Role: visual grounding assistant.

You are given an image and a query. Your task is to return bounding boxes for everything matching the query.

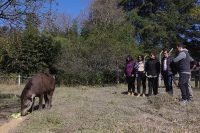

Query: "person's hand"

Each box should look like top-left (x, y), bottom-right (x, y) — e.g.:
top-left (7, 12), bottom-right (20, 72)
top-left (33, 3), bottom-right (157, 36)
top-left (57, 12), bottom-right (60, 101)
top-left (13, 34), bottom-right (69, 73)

top-left (191, 65), bottom-right (196, 71)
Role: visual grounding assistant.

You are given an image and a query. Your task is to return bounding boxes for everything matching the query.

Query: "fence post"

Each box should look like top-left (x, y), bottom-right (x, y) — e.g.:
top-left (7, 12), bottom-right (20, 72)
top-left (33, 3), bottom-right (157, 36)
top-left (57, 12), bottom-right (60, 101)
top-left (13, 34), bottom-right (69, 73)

top-left (18, 75), bottom-right (21, 85)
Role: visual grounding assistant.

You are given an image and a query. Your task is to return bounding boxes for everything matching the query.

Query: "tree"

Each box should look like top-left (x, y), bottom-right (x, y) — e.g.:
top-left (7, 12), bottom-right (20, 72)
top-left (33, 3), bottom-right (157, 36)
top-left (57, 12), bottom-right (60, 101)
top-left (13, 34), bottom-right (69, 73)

top-left (189, 6), bottom-right (200, 21)
top-left (42, 13), bottom-right (72, 37)
top-left (120, 0), bottom-right (199, 53)
top-left (86, 0), bottom-right (126, 30)
top-left (56, 0), bottom-right (140, 85)
top-left (16, 29), bottom-right (61, 75)
top-left (0, 23), bottom-right (61, 75)
top-left (0, 0), bottom-right (55, 26)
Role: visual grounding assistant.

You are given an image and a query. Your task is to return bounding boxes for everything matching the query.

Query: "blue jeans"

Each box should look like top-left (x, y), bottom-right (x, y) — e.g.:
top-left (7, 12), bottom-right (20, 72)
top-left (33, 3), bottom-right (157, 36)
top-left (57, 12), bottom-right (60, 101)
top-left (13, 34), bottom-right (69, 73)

top-left (163, 73), bottom-right (173, 95)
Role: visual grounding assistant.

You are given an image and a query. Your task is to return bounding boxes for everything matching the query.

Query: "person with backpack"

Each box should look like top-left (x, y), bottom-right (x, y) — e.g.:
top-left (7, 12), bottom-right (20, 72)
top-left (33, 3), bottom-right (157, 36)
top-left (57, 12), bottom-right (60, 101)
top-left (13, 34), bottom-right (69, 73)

top-left (145, 52), bottom-right (160, 96)
top-left (135, 55), bottom-right (146, 97)
top-left (161, 49), bottom-right (174, 95)
top-left (124, 55), bottom-right (136, 96)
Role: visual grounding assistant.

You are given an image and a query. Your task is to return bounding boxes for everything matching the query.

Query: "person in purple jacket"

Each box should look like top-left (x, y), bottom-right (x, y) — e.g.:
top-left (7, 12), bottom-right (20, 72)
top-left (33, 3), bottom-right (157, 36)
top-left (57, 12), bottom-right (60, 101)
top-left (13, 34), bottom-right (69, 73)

top-left (124, 55), bottom-right (136, 96)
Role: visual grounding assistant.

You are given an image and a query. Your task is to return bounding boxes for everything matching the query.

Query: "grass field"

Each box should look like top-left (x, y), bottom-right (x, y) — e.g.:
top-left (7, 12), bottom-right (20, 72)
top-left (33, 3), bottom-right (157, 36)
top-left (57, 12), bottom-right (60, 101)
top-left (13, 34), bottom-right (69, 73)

top-left (0, 83), bottom-right (200, 133)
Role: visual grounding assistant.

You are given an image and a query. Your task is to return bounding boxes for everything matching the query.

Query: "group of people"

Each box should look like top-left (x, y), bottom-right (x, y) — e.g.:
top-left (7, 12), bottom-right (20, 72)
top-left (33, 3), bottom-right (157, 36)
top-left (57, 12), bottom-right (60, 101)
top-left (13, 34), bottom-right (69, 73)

top-left (124, 43), bottom-right (200, 105)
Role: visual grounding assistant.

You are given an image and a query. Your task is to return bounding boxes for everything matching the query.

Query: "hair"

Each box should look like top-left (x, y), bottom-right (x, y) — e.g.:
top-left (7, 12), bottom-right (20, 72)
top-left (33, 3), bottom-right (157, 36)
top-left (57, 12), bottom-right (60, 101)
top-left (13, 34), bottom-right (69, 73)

top-left (138, 55), bottom-right (144, 61)
top-left (177, 43), bottom-right (185, 48)
top-left (149, 51), bottom-right (156, 56)
top-left (149, 51), bottom-right (157, 59)
top-left (126, 55), bottom-right (133, 62)
top-left (163, 49), bottom-right (169, 53)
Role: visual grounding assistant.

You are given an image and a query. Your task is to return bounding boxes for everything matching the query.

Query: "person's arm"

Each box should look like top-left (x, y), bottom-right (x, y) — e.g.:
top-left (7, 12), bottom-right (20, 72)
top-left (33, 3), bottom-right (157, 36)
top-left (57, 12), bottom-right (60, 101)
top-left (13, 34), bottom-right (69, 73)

top-left (190, 57), bottom-right (194, 62)
top-left (145, 61), bottom-right (148, 73)
top-left (156, 60), bottom-right (161, 75)
top-left (161, 58), bottom-right (164, 75)
top-left (191, 60), bottom-right (197, 71)
top-left (173, 52), bottom-right (186, 62)
top-left (145, 61), bottom-right (149, 77)
top-left (134, 62), bottom-right (139, 70)
top-left (131, 62), bottom-right (136, 76)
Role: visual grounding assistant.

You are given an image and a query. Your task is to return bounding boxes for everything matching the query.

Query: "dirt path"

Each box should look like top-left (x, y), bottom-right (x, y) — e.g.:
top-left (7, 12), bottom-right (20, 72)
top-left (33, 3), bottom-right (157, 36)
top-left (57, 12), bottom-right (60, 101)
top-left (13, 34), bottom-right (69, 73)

top-left (0, 117), bottom-right (26, 133)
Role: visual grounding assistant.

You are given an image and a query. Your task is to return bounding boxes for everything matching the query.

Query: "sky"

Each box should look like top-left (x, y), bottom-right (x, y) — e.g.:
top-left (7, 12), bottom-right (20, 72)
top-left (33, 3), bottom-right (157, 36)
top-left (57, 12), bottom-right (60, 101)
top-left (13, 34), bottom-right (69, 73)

top-left (54, 0), bottom-right (92, 18)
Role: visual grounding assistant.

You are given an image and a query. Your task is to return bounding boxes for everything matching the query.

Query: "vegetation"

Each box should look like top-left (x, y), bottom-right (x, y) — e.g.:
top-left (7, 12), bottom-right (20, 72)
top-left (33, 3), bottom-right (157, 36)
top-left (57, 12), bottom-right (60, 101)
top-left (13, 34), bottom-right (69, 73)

top-left (1, 84), bottom-right (200, 133)
top-left (17, 111), bottom-right (65, 133)
top-left (0, 0), bottom-right (199, 85)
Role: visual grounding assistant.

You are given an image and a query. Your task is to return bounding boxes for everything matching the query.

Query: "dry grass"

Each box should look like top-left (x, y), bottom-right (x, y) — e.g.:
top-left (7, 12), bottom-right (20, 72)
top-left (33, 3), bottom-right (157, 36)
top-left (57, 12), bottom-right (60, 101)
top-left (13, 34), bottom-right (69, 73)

top-left (16, 111), bottom-right (65, 133)
top-left (0, 83), bottom-right (200, 133)
top-left (0, 85), bottom-right (21, 126)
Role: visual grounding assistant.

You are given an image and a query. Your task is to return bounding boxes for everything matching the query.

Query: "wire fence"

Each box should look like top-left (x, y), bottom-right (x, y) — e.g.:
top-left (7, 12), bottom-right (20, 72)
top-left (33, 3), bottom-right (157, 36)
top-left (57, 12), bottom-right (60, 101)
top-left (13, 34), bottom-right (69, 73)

top-left (0, 72), bottom-right (200, 89)
top-left (0, 75), bottom-right (31, 85)
top-left (0, 73), bottom-right (199, 89)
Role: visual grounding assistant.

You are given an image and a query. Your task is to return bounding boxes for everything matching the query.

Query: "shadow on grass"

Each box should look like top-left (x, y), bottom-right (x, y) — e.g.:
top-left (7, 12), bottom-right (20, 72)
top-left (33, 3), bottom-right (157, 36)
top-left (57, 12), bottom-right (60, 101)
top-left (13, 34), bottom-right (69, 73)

top-left (0, 93), bottom-right (20, 124)
top-left (121, 91), bottom-right (128, 95)
top-left (32, 104), bottom-right (46, 111)
top-left (121, 91), bottom-right (149, 97)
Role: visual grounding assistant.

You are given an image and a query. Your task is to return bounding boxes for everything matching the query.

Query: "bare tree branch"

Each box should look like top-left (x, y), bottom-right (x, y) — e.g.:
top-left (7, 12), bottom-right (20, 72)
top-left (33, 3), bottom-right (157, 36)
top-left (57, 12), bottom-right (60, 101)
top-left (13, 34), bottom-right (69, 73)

top-left (0, 0), bottom-right (52, 26)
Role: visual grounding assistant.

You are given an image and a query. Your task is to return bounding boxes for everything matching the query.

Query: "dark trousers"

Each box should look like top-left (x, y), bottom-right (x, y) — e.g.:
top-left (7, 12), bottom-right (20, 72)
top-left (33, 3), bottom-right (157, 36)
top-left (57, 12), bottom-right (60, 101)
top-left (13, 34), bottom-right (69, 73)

top-left (126, 76), bottom-right (135, 93)
top-left (179, 73), bottom-right (190, 100)
top-left (137, 72), bottom-right (146, 94)
top-left (148, 77), bottom-right (158, 96)
top-left (163, 73), bottom-right (173, 95)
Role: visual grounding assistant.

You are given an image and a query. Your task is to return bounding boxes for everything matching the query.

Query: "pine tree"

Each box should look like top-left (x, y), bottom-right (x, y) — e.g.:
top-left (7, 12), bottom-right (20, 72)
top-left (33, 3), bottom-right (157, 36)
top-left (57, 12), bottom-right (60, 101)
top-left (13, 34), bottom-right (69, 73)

top-left (120, 0), bottom-right (199, 53)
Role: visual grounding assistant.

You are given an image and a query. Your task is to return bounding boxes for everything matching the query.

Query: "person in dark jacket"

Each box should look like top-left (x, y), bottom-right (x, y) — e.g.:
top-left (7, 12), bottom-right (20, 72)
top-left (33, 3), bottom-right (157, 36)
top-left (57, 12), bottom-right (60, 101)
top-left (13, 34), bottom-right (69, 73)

top-left (195, 60), bottom-right (200, 86)
top-left (161, 49), bottom-right (174, 95)
top-left (173, 43), bottom-right (194, 105)
top-left (145, 52), bottom-right (160, 96)
top-left (196, 59), bottom-right (200, 76)
top-left (135, 55), bottom-right (146, 97)
top-left (124, 55), bottom-right (136, 96)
